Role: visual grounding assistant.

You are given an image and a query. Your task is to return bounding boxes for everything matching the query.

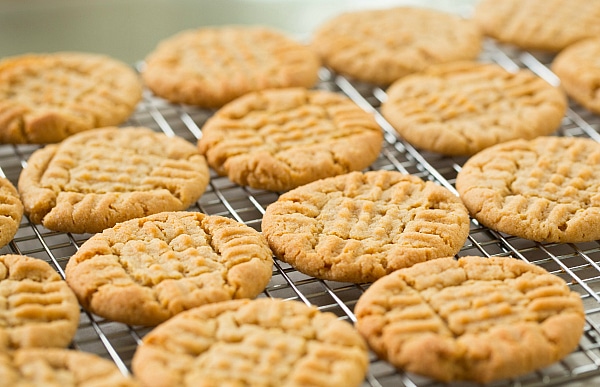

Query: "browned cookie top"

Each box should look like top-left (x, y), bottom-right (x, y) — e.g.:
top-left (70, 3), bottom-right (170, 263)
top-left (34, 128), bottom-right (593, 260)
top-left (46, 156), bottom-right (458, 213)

top-left (0, 52), bottom-right (142, 144)
top-left (355, 256), bottom-right (584, 383)
top-left (0, 177), bottom-right (23, 248)
top-left (142, 26), bottom-right (321, 108)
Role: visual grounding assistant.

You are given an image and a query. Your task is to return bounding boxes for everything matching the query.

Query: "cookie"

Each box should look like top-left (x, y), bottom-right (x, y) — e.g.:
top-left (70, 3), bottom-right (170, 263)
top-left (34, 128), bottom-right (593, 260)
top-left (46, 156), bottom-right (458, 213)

top-left (473, 0), bottom-right (600, 52)
top-left (17, 126), bottom-right (209, 234)
top-left (142, 26), bottom-right (320, 108)
top-left (0, 177), bottom-right (23, 248)
top-left (552, 38), bottom-right (600, 115)
top-left (0, 52), bottom-right (142, 144)
top-left (381, 61), bottom-right (567, 156)
top-left (131, 298), bottom-right (369, 387)
top-left (0, 254), bottom-right (80, 351)
top-left (198, 88), bottom-right (383, 192)
top-left (354, 256), bottom-right (585, 383)
top-left (311, 6), bottom-right (482, 85)
top-left (456, 136), bottom-right (600, 243)
top-left (261, 170), bottom-right (470, 283)
top-left (65, 211), bottom-right (273, 326)
top-left (0, 348), bottom-right (139, 386)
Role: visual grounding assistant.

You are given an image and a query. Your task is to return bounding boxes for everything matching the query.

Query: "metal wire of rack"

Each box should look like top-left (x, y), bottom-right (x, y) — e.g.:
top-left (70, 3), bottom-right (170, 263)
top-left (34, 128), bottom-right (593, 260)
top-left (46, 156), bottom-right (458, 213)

top-left (2, 38), bottom-right (600, 387)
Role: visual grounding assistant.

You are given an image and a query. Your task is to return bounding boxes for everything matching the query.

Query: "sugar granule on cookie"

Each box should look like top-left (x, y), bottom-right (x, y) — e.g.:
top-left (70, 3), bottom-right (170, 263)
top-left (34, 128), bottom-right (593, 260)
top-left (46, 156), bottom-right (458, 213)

top-left (198, 88), bottom-right (383, 191)
top-left (0, 52), bottom-right (142, 144)
top-left (381, 61), bottom-right (566, 156)
top-left (261, 170), bottom-right (470, 283)
top-left (0, 254), bottom-right (80, 351)
top-left (132, 298), bottom-right (369, 387)
top-left (142, 26), bottom-right (320, 108)
top-left (0, 177), bottom-right (23, 248)
top-left (65, 211), bottom-right (273, 326)
top-left (456, 136), bottom-right (600, 243)
top-left (311, 6), bottom-right (481, 85)
top-left (18, 126), bottom-right (210, 234)
top-left (355, 256), bottom-right (585, 383)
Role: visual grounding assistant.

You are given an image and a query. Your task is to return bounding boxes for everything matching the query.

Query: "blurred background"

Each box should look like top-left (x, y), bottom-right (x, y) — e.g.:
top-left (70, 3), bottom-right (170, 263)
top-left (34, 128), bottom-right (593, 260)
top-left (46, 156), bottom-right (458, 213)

top-left (0, 0), bottom-right (476, 64)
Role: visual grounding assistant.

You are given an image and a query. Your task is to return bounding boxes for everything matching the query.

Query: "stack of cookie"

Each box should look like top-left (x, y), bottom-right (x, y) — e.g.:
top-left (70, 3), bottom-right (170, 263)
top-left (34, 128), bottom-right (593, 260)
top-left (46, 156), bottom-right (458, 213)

top-left (0, 0), bottom-right (598, 385)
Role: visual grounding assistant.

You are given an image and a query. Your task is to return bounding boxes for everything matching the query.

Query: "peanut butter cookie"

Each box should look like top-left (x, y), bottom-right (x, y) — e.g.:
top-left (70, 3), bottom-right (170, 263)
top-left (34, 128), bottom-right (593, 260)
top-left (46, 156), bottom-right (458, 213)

top-left (355, 256), bottom-right (584, 383)
top-left (0, 177), bottom-right (23, 248)
top-left (262, 170), bottom-right (470, 283)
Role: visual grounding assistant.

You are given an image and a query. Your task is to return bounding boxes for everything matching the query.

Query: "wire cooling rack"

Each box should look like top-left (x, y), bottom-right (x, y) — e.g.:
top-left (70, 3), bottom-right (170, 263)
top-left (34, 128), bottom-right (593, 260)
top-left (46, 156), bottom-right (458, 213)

top-left (2, 38), bottom-right (600, 387)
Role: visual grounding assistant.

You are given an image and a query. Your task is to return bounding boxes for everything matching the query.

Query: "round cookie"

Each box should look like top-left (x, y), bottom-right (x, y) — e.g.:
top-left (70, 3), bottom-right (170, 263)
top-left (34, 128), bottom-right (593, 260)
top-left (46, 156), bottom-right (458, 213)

top-left (354, 256), bottom-right (585, 383)
top-left (261, 170), bottom-right (470, 283)
top-left (473, 0), bottom-right (600, 52)
top-left (198, 88), bottom-right (383, 192)
top-left (552, 38), bottom-right (600, 115)
top-left (381, 61), bottom-right (567, 156)
top-left (0, 177), bottom-right (23, 248)
top-left (142, 26), bottom-right (320, 108)
top-left (65, 211), bottom-right (273, 326)
top-left (131, 298), bottom-right (369, 387)
top-left (311, 7), bottom-right (482, 85)
top-left (0, 254), bottom-right (80, 351)
top-left (0, 348), bottom-right (139, 386)
top-left (0, 52), bottom-right (142, 144)
top-left (456, 136), bottom-right (600, 243)
top-left (18, 126), bottom-right (210, 234)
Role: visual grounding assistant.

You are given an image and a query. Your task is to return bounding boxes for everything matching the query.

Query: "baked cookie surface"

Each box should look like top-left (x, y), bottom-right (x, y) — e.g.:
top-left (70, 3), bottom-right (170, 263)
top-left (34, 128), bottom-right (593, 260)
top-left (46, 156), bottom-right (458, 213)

top-left (354, 256), bottom-right (584, 383)
top-left (552, 38), bottom-right (600, 115)
top-left (474, 0), bottom-right (600, 52)
top-left (65, 211), bottom-right (273, 326)
top-left (261, 170), bottom-right (470, 283)
top-left (0, 52), bottom-right (142, 144)
top-left (198, 88), bottom-right (383, 191)
top-left (311, 7), bottom-right (481, 85)
top-left (0, 348), bottom-right (139, 386)
top-left (456, 136), bottom-right (600, 243)
top-left (18, 126), bottom-right (209, 234)
top-left (381, 61), bottom-right (566, 156)
top-left (0, 177), bottom-right (23, 248)
top-left (142, 26), bottom-right (320, 108)
top-left (132, 298), bottom-right (369, 387)
top-left (0, 254), bottom-right (80, 351)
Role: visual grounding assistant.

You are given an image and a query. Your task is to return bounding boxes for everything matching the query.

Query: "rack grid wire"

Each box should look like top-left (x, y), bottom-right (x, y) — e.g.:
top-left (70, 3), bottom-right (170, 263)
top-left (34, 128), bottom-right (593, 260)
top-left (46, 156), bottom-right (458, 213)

top-left (2, 38), bottom-right (600, 387)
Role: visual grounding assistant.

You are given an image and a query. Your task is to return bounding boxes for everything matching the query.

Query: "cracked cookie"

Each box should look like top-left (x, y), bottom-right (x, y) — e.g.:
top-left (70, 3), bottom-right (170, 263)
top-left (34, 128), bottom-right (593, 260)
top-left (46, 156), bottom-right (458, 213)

top-left (381, 61), bottom-right (566, 156)
top-left (311, 6), bottom-right (482, 85)
top-left (0, 177), bottom-right (23, 248)
top-left (132, 298), bottom-right (369, 387)
top-left (0, 348), bottom-right (139, 386)
top-left (65, 211), bottom-right (273, 326)
top-left (142, 26), bottom-right (320, 108)
top-left (456, 136), bottom-right (600, 243)
top-left (18, 126), bottom-right (209, 234)
top-left (0, 254), bottom-right (80, 351)
top-left (354, 256), bottom-right (585, 383)
top-left (261, 170), bottom-right (470, 283)
top-left (198, 88), bottom-right (383, 192)
top-left (0, 52), bottom-right (142, 144)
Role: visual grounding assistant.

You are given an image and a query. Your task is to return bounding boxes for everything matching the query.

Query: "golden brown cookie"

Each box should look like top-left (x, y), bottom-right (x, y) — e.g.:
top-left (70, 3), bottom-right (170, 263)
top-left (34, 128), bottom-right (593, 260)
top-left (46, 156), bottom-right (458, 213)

top-left (0, 348), bottom-right (139, 386)
top-left (381, 61), bottom-right (567, 156)
top-left (198, 88), bottom-right (383, 192)
top-left (132, 298), bottom-right (369, 387)
top-left (0, 254), bottom-right (80, 351)
top-left (65, 211), bottom-right (273, 326)
top-left (0, 52), bottom-right (142, 144)
top-left (261, 170), bottom-right (470, 283)
top-left (311, 6), bottom-right (482, 85)
top-left (0, 177), bottom-right (23, 248)
top-left (17, 126), bottom-right (209, 234)
top-left (355, 256), bottom-right (584, 383)
top-left (456, 136), bottom-right (600, 243)
top-left (473, 0), bottom-right (600, 52)
top-left (142, 26), bottom-right (320, 108)
top-left (552, 38), bottom-right (600, 115)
